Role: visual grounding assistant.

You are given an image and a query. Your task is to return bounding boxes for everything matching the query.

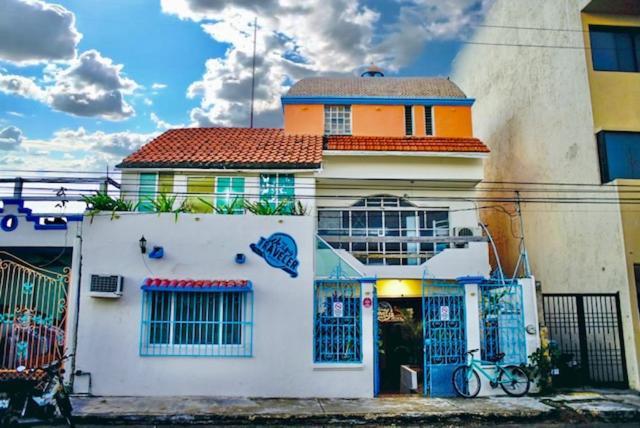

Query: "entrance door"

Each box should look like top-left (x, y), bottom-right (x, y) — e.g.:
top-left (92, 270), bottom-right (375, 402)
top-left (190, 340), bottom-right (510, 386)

top-left (543, 293), bottom-right (628, 387)
top-left (423, 284), bottom-right (466, 397)
top-left (377, 298), bottom-right (423, 394)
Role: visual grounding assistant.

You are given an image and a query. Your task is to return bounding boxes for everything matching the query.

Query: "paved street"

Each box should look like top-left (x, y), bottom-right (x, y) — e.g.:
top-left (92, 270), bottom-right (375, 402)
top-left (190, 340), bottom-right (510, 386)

top-left (58, 390), bottom-right (640, 426)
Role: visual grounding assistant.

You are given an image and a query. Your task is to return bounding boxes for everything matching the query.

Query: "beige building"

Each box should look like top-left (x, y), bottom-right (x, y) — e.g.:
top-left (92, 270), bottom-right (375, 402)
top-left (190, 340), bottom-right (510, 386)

top-left (453, 0), bottom-right (640, 389)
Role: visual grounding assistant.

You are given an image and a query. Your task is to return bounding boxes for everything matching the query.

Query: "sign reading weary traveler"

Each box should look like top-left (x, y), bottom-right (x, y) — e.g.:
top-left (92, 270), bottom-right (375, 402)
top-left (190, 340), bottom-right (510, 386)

top-left (250, 233), bottom-right (299, 278)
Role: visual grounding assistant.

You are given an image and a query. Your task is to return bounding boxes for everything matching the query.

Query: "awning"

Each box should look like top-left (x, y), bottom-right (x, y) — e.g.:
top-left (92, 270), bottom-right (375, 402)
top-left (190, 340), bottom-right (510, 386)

top-left (141, 278), bottom-right (252, 292)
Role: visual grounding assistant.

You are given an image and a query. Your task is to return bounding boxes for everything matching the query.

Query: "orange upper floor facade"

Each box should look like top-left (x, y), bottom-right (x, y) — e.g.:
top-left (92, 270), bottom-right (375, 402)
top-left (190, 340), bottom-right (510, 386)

top-left (281, 75), bottom-right (475, 139)
top-left (283, 104), bottom-right (473, 138)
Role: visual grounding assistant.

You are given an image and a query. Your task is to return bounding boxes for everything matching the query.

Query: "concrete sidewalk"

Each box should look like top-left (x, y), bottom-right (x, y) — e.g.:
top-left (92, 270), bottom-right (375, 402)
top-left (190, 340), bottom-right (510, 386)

top-left (69, 391), bottom-right (640, 425)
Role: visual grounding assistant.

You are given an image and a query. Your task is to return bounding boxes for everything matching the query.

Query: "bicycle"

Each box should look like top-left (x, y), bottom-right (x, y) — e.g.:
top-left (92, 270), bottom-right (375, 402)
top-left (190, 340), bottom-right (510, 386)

top-left (452, 349), bottom-right (530, 398)
top-left (0, 354), bottom-right (75, 427)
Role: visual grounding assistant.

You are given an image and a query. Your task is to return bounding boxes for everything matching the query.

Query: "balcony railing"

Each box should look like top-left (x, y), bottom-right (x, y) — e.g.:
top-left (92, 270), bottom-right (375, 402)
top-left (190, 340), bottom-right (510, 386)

top-left (318, 226), bottom-right (486, 266)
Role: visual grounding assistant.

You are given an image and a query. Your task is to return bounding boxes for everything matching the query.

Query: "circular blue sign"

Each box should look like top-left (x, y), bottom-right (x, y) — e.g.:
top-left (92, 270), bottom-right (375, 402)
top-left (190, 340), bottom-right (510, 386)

top-left (1, 215), bottom-right (18, 232)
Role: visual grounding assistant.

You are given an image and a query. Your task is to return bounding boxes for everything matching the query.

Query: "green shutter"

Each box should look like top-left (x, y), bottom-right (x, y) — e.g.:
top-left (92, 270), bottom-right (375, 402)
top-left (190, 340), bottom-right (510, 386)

top-left (158, 172), bottom-right (174, 194)
top-left (138, 173), bottom-right (157, 212)
top-left (187, 177), bottom-right (215, 213)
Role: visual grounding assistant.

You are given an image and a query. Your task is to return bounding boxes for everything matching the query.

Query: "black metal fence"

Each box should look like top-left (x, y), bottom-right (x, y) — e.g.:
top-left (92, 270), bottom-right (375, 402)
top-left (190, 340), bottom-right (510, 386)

top-left (542, 293), bottom-right (628, 388)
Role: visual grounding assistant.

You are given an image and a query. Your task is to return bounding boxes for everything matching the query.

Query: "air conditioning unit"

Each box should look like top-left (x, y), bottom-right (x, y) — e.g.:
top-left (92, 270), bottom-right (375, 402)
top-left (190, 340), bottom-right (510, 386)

top-left (89, 275), bottom-right (123, 298)
top-left (453, 227), bottom-right (478, 237)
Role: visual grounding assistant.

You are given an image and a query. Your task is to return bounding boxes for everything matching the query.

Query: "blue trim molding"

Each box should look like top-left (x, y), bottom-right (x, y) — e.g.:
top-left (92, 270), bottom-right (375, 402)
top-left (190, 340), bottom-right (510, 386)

top-left (281, 95), bottom-right (475, 107)
top-left (1, 199), bottom-right (83, 231)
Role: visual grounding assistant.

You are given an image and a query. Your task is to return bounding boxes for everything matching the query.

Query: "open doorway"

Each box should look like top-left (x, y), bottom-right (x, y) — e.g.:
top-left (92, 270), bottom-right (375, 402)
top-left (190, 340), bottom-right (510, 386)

top-left (377, 297), bottom-right (423, 394)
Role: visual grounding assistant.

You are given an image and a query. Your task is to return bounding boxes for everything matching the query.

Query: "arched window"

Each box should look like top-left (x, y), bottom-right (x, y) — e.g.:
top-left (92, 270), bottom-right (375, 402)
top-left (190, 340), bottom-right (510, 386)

top-left (317, 195), bottom-right (450, 266)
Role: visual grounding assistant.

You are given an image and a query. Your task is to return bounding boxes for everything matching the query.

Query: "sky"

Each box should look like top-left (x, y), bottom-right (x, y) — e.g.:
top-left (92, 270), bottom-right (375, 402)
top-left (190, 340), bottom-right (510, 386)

top-left (0, 0), bottom-right (493, 174)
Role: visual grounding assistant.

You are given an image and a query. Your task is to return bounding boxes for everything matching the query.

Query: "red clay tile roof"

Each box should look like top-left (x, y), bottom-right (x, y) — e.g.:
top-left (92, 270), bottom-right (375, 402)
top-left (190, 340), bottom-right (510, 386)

top-left (141, 278), bottom-right (252, 291)
top-left (324, 136), bottom-right (490, 153)
top-left (118, 128), bottom-right (323, 169)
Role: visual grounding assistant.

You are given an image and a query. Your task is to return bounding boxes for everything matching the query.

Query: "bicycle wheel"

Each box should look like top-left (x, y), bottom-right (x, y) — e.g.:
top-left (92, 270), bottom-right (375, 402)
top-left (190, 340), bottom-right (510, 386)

top-left (499, 365), bottom-right (530, 397)
top-left (452, 365), bottom-right (481, 398)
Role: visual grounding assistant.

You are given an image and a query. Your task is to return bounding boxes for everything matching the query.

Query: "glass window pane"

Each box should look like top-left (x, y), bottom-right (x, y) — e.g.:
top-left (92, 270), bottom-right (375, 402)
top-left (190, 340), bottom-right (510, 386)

top-left (149, 292), bottom-right (170, 344)
top-left (384, 211), bottom-right (400, 236)
top-left (138, 173), bottom-right (157, 212)
top-left (600, 132), bottom-right (640, 181)
top-left (615, 32), bottom-right (635, 72)
top-left (635, 34), bottom-right (640, 71)
top-left (591, 30), bottom-right (618, 71)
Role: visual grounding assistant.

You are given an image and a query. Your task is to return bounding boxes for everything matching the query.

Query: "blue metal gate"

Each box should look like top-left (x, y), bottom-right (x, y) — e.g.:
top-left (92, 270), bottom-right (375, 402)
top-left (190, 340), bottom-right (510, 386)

top-left (479, 283), bottom-right (526, 365)
top-left (422, 283), bottom-right (466, 397)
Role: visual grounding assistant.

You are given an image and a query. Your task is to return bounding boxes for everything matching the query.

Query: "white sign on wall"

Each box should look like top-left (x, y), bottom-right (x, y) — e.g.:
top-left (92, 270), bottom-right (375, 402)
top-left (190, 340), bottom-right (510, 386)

top-left (333, 302), bottom-right (344, 318)
top-left (440, 305), bottom-right (450, 321)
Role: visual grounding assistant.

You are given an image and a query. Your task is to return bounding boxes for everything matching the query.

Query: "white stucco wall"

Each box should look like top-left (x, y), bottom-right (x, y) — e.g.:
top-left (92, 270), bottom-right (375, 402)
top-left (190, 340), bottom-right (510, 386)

top-left (452, 0), bottom-right (638, 389)
top-left (74, 213), bottom-right (374, 397)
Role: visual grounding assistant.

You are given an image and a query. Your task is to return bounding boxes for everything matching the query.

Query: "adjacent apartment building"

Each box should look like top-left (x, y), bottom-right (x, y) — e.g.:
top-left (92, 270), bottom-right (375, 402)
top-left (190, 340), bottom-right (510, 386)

top-left (1, 69), bottom-right (538, 398)
top-left (453, 0), bottom-right (640, 389)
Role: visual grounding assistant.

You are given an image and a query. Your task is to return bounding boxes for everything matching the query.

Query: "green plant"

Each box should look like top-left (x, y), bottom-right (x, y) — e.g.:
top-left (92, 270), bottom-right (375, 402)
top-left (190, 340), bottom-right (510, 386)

top-left (244, 198), bottom-right (308, 216)
top-left (522, 343), bottom-right (562, 394)
top-left (149, 193), bottom-right (178, 212)
top-left (82, 192), bottom-right (138, 221)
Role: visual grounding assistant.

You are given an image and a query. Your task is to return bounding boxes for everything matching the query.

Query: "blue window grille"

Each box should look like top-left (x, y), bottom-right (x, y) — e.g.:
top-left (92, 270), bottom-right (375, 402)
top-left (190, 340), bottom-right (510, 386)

top-left (140, 290), bottom-right (253, 357)
top-left (479, 283), bottom-right (526, 365)
top-left (313, 281), bottom-right (362, 363)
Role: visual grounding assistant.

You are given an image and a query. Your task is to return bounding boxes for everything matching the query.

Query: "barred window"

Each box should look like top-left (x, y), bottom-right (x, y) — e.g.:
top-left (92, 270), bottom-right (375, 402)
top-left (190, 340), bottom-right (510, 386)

top-left (425, 106), bottom-right (434, 136)
top-left (404, 105), bottom-right (413, 136)
top-left (140, 290), bottom-right (253, 357)
top-left (324, 105), bottom-right (352, 135)
top-left (314, 281), bottom-right (362, 363)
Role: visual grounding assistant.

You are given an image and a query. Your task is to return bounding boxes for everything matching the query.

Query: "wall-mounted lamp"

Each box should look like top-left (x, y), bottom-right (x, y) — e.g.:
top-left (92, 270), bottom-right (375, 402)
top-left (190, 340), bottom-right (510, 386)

top-left (139, 236), bottom-right (147, 254)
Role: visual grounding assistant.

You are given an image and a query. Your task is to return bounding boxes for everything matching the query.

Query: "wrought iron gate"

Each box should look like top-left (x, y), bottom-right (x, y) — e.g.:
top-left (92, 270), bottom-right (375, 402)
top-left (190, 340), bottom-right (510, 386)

top-left (422, 283), bottom-right (466, 397)
top-left (0, 251), bottom-right (69, 371)
top-left (543, 293), bottom-right (628, 387)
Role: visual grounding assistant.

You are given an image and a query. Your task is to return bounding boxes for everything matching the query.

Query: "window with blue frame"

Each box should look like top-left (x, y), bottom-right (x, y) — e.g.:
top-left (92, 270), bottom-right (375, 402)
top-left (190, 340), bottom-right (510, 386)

top-left (314, 281), bottom-right (362, 363)
top-left (597, 131), bottom-right (640, 182)
top-left (140, 290), bottom-right (253, 357)
top-left (590, 25), bottom-right (640, 72)
top-left (259, 173), bottom-right (295, 211)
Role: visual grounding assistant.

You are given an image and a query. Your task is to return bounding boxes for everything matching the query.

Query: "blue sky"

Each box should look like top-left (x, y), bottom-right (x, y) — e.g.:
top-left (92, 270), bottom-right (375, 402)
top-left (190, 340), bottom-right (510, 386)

top-left (0, 0), bottom-right (490, 172)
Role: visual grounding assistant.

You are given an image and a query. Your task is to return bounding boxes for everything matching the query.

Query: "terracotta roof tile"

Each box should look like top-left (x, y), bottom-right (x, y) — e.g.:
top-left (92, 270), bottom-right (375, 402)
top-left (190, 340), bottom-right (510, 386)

top-left (324, 136), bottom-right (490, 153)
top-left (286, 77), bottom-right (467, 98)
top-left (118, 128), bottom-right (323, 169)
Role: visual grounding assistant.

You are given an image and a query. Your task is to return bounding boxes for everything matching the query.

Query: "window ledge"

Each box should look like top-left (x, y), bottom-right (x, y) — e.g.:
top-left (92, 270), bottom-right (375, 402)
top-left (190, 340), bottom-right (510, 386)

top-left (313, 363), bottom-right (364, 371)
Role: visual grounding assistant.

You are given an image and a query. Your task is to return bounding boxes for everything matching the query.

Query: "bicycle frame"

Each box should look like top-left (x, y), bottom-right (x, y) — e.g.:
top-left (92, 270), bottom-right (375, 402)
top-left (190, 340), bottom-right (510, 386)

top-left (466, 358), bottom-right (519, 385)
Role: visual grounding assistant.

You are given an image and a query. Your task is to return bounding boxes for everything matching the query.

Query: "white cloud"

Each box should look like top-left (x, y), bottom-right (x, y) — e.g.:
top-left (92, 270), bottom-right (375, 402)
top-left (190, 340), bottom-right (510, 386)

top-left (8, 127), bottom-right (158, 171)
top-left (161, 0), bottom-right (492, 127)
top-left (150, 112), bottom-right (184, 130)
top-left (0, 0), bottom-right (82, 64)
top-left (6, 111), bottom-right (24, 117)
top-left (0, 73), bottom-right (48, 101)
top-left (0, 125), bottom-right (24, 150)
top-left (0, 50), bottom-right (139, 120)
top-left (151, 83), bottom-right (167, 90)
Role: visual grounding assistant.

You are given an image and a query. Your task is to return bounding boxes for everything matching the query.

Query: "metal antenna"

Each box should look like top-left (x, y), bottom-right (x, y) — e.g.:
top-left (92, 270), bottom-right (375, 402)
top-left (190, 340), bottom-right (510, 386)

top-left (249, 17), bottom-right (257, 128)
